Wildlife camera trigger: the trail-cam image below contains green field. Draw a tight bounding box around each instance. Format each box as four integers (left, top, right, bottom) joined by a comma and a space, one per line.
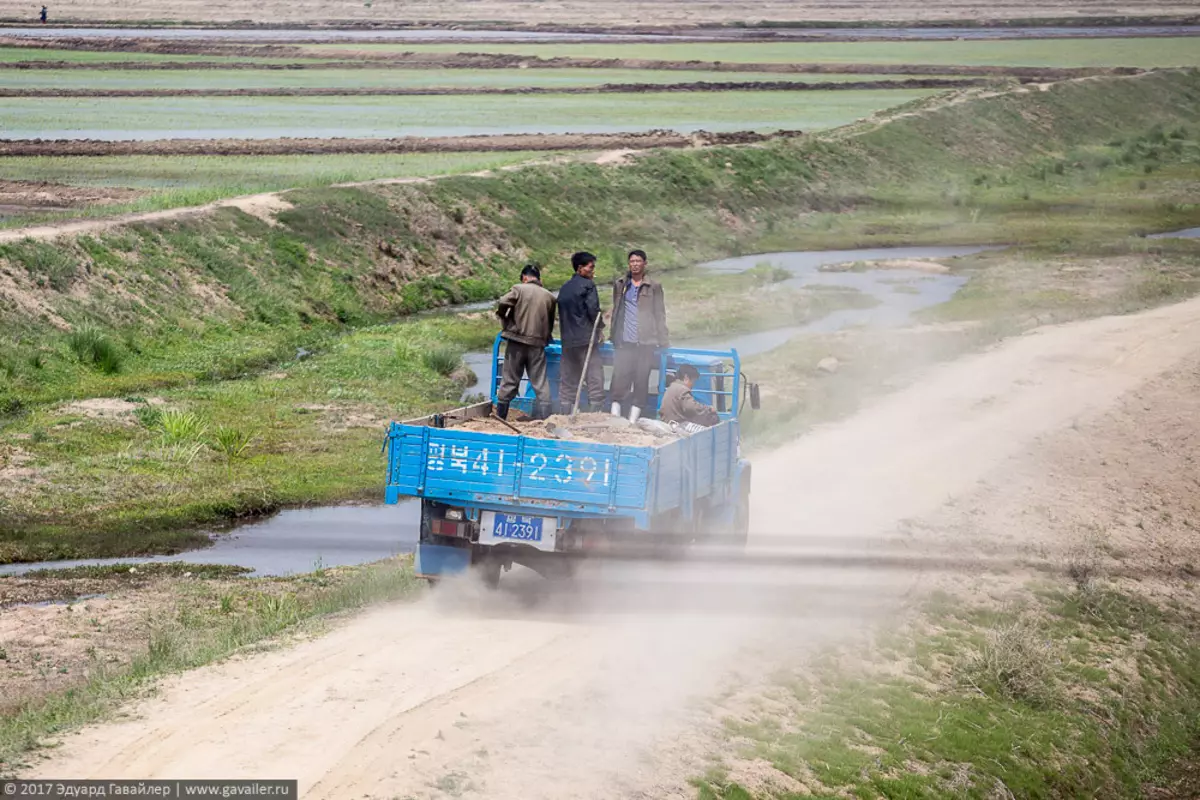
0, 89, 936, 139
0, 68, 921, 91
312, 37, 1200, 67
0, 47, 309, 64
0, 151, 553, 190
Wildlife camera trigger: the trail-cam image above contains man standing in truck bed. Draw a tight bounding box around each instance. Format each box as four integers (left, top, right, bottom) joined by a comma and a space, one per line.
556, 251, 606, 414
494, 264, 557, 421
610, 249, 668, 422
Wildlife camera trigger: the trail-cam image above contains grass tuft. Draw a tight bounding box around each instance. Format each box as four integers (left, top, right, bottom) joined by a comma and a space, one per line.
210, 427, 257, 460
422, 345, 463, 376
157, 409, 208, 444
962, 619, 1059, 707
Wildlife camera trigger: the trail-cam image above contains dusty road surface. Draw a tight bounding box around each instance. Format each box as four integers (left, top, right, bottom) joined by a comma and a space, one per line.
24, 295, 1200, 798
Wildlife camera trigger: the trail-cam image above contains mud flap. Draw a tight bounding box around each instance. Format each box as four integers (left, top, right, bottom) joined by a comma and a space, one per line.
415, 543, 472, 579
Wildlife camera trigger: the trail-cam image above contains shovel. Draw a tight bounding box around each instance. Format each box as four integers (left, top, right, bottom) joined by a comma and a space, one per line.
571, 312, 604, 421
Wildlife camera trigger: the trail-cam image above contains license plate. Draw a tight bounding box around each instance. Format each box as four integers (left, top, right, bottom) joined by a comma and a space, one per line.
480, 511, 558, 552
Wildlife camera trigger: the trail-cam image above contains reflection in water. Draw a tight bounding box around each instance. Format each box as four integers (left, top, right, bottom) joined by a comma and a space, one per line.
0, 504, 419, 577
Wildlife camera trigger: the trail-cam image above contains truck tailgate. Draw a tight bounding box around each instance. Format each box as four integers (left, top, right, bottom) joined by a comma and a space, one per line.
387, 425, 653, 514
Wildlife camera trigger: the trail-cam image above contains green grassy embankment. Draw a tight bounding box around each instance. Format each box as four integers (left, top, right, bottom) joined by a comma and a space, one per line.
312, 38, 1200, 68
0, 151, 559, 227
2, 70, 1200, 562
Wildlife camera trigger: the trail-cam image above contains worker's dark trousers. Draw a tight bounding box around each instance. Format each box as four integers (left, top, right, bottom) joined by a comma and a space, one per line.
609, 344, 657, 413
559, 344, 606, 412
496, 340, 550, 404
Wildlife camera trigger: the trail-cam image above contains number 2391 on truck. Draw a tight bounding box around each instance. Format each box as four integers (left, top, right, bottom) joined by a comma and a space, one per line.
383, 339, 760, 588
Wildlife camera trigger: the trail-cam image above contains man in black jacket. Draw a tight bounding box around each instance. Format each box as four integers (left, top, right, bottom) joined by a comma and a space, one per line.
556, 251, 606, 414
610, 249, 668, 422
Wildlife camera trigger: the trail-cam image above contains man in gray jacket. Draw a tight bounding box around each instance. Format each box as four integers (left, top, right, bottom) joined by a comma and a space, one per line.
610, 249, 668, 422
494, 264, 557, 420
659, 365, 719, 428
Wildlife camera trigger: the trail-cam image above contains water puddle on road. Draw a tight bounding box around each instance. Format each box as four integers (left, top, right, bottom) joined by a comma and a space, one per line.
0, 503, 419, 578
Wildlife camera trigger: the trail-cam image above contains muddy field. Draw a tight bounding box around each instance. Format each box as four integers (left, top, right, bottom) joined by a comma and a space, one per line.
0, 77, 992, 98
0, 0, 1196, 26
0, 129, 792, 156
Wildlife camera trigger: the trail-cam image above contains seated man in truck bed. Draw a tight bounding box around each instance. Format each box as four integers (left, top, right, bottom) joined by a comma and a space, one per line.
659, 364, 720, 428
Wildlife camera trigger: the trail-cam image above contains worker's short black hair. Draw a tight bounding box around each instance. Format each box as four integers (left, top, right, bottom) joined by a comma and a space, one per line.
520, 263, 541, 280
676, 364, 700, 383
628, 249, 647, 263
571, 251, 596, 271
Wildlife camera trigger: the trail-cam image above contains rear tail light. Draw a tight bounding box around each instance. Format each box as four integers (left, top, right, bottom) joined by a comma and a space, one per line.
445, 508, 465, 521
431, 519, 466, 537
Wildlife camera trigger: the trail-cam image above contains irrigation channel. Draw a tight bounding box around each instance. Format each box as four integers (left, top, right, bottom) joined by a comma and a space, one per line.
10, 232, 1197, 577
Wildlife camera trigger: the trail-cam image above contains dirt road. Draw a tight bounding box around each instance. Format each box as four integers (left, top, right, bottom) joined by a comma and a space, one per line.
23, 295, 1200, 798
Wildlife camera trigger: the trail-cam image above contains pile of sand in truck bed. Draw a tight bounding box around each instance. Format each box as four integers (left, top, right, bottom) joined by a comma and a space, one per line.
455, 412, 683, 446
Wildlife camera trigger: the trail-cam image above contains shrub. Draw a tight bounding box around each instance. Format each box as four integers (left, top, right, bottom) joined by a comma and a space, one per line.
962, 620, 1058, 707
422, 345, 463, 376
65, 326, 124, 374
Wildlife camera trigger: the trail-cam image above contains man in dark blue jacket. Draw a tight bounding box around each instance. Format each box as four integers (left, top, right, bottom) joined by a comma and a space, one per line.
556, 251, 606, 413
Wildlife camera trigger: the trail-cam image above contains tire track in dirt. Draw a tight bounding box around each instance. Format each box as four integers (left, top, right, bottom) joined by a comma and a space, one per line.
0, 77, 992, 97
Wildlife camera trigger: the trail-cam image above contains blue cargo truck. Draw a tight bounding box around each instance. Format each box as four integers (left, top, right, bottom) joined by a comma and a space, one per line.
384, 335, 758, 586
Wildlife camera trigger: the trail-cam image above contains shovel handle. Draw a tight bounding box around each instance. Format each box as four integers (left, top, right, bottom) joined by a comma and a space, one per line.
571, 312, 604, 420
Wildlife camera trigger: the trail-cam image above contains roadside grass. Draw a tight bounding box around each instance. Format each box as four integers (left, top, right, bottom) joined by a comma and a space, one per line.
0, 556, 419, 776
333, 38, 1200, 68
697, 583, 1200, 799
0, 89, 938, 140
0, 316, 494, 563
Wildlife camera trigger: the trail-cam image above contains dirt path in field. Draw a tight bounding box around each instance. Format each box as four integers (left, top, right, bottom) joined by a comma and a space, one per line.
22, 293, 1200, 797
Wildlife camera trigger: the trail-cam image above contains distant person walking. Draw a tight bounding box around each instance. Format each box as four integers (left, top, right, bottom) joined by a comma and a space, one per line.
39, 5, 47, 22
556, 251, 606, 414
610, 249, 668, 422
494, 264, 557, 421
